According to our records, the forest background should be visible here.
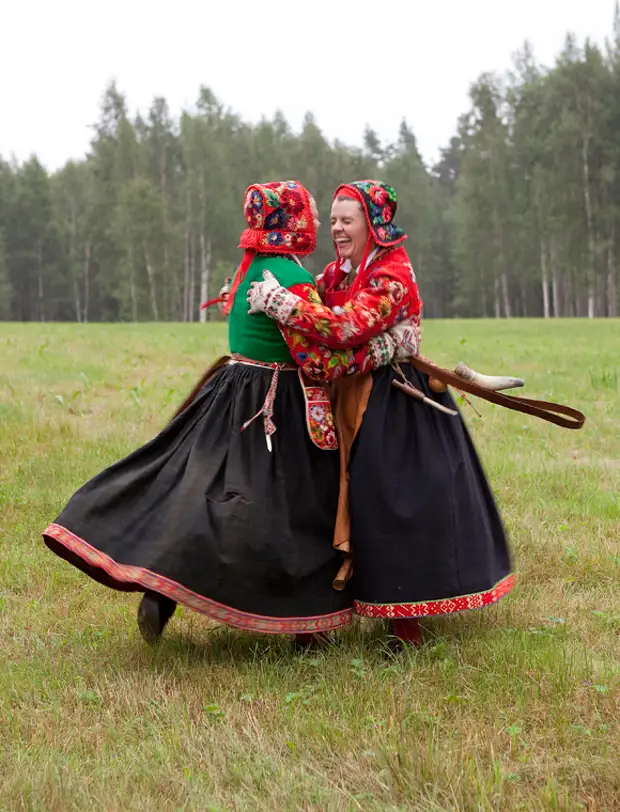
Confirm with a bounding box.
[2,18,620,324]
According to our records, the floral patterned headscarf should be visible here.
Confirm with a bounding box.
[334,180,407,248]
[239,180,316,255]
[215,180,316,315]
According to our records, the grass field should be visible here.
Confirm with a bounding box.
[1,319,619,812]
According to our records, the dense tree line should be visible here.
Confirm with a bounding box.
[1,19,619,322]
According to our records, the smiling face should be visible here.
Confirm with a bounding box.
[330,196,371,268]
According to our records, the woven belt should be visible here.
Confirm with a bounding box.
[229,353,296,371]
[230,354,297,450]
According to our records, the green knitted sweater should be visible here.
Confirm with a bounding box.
[228,255,312,363]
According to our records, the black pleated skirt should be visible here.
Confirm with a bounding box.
[43,361,352,634]
[350,364,514,619]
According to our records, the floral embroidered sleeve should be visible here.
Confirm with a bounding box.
[279,283,394,383]
[314,271,327,299]
[264,271,418,349]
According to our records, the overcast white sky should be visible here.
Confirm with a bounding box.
[0,0,616,170]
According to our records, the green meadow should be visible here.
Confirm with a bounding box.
[1,320,618,811]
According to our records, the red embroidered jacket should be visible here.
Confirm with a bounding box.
[272,246,422,350]
[278,282,392,383]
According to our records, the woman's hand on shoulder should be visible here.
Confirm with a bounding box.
[247,270,283,314]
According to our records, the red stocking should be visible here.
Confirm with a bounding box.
[389,618,422,647]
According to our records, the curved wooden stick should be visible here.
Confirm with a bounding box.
[391,379,458,416]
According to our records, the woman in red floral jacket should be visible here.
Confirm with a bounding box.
[247,180,514,648]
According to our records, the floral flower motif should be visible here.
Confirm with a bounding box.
[265,189,281,209]
[368,184,389,206]
[382,205,393,222]
[324,429,337,446]
[304,358,328,379]
[377,226,387,240]
[294,234,313,252]
[387,280,406,303]
[246,211,260,228]
[248,189,263,211]
[310,404,327,421]
[280,189,305,215]
[265,209,289,229]
[266,231,284,246]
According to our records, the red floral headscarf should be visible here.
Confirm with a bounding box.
[334,180,407,247]
[331,179,407,285]
[202,180,317,315]
[239,180,316,255]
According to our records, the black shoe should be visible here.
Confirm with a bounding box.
[292,632,333,652]
[137,591,177,643]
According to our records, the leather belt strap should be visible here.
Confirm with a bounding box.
[406,356,586,431]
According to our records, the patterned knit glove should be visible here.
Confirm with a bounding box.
[367,333,396,368]
[247,270,301,322]
[388,320,420,361]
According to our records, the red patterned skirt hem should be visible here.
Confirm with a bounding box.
[353,574,515,618]
[43,523,352,635]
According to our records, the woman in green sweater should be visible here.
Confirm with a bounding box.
[42,180,403,645]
